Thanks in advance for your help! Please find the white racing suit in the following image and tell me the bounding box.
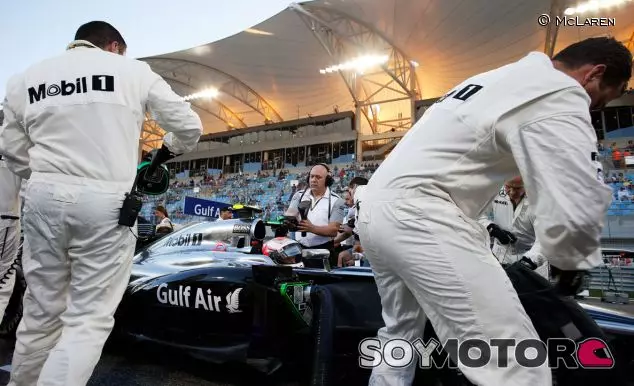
[0,157,22,320]
[477,190,545,265]
[357,51,612,386]
[0,40,202,386]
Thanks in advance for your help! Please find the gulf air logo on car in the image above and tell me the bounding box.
[156,284,243,314]
[225,288,243,314]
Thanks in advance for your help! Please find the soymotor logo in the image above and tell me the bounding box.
[359,337,614,370]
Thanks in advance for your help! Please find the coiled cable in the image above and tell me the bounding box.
[0,215,21,288]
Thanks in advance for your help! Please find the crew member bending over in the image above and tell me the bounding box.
[356,37,630,386]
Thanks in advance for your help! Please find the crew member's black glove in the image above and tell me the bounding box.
[146,144,181,177]
[550,266,589,296]
[519,256,538,270]
[487,223,518,245]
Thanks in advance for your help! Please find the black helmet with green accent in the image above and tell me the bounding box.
[231,203,263,219]
[136,160,170,195]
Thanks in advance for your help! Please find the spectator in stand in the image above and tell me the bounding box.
[618,186,631,201]
[612,144,623,168]
[155,205,174,234]
[623,148,632,167]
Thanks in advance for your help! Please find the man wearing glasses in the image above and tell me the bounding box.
[478,177,546,270]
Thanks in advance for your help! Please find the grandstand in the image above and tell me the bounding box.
[141,97,634,242]
[130,0,634,241]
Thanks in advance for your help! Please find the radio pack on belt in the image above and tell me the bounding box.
[118,145,178,227]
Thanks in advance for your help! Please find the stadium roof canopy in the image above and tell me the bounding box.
[139,0,634,148]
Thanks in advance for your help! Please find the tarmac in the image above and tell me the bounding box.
[0,297,630,386]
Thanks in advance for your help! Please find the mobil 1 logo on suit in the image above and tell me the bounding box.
[28,75,115,104]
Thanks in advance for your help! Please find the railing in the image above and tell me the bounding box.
[602,213,634,239]
[588,262,634,296]
[599,145,634,171]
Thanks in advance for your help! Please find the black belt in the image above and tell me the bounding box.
[0,215,19,220]
[301,240,334,250]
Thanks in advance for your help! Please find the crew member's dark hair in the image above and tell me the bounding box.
[349,176,369,188]
[74,21,127,50]
[155,205,169,218]
[552,37,632,87]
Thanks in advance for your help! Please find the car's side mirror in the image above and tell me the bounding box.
[302,249,331,271]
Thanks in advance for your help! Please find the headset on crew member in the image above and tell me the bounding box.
[285,163,346,267]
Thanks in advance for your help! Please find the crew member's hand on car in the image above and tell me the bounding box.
[550,266,589,296]
[487,223,518,245]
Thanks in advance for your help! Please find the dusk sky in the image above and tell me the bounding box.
[0,0,294,99]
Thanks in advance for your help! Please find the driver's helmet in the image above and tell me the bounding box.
[263,237,303,266]
[136,160,170,195]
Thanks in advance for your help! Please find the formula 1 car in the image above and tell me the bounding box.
[113,216,634,385]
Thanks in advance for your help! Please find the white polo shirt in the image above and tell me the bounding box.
[352,185,366,237]
[341,205,356,246]
[287,187,345,247]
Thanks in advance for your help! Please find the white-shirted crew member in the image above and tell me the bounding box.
[0,21,202,386]
[217,206,233,221]
[334,176,368,267]
[356,37,630,386]
[286,163,345,267]
[478,176,545,267]
[0,155,22,321]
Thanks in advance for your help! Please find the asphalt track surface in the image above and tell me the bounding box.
[0,298,630,386]
[0,338,304,386]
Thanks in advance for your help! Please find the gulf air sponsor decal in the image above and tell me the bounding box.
[156,284,243,314]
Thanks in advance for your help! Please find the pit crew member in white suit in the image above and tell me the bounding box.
[356,37,630,386]
[0,21,202,386]
[478,176,545,267]
[0,155,22,321]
